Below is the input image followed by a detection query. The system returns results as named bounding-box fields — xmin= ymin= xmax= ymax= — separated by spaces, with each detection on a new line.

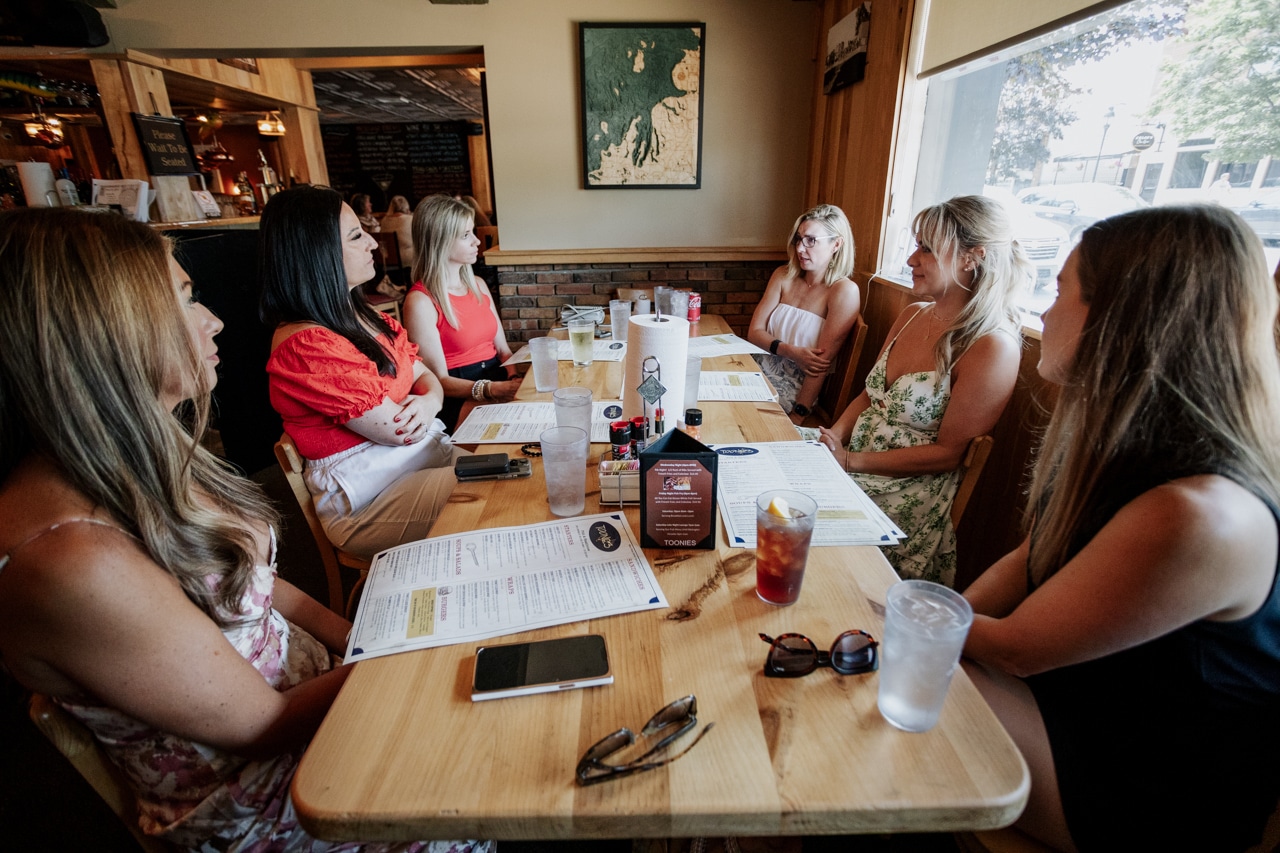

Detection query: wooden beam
xmin=292 ymin=54 xmax=484 ymax=71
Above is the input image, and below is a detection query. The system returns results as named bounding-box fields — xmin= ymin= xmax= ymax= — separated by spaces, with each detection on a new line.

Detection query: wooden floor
xmin=0 ymin=463 xmax=958 ymax=853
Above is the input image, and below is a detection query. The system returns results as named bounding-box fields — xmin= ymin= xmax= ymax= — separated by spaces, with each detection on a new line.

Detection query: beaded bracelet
xmin=471 ymin=379 xmax=490 ymax=402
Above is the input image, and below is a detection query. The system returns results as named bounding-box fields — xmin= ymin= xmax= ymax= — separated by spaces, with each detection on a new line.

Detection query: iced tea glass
xmin=754 ymin=490 xmax=818 ymax=606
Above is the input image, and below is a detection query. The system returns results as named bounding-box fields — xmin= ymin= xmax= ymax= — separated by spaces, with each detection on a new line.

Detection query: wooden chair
xmin=474 ymin=225 xmax=499 ymax=252
xmin=813 ymin=315 xmax=869 ymax=425
xmin=616 ymin=287 xmax=654 ymax=303
xmin=951 ymin=434 xmax=994 ymax=528
xmin=28 ymin=694 xmax=175 ymax=853
xmin=273 ymin=434 xmax=371 ymax=618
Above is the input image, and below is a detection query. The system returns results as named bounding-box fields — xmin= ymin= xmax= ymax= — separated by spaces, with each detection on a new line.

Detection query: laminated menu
xmin=345 ymin=513 xmax=667 ymax=663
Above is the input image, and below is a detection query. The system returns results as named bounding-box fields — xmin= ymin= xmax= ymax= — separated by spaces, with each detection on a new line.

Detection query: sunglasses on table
xmin=575 ymin=694 xmax=715 ymax=786
xmin=758 ymin=630 xmax=879 ymax=678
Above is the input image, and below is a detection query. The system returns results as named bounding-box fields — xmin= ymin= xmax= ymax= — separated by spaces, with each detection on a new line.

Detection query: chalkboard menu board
xmin=321 ymin=121 xmax=473 ymax=208
xmin=131 ymin=114 xmax=199 ymax=176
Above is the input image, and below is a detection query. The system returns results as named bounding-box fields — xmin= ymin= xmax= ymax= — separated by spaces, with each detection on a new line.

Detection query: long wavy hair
xmin=785 ymin=203 xmax=855 ymax=286
xmin=258 ymin=185 xmax=397 ymax=376
xmin=1027 ymin=204 xmax=1280 ymax=584
xmin=0 ymin=209 xmax=277 ymax=625
xmin=913 ymin=195 xmax=1028 ymax=378
xmin=410 ymin=194 xmax=481 ymax=329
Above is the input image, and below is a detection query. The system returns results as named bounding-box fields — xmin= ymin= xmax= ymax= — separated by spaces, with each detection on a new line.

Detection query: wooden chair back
xmin=273 ymin=434 xmax=371 ymax=617
xmin=29 ymin=694 xmax=175 ymax=853
xmin=375 ymin=232 xmax=402 ymax=269
xmin=475 ymin=225 xmax=499 ymax=252
xmin=951 ymin=434 xmax=994 ymax=528
xmin=814 ymin=315 xmax=869 ymax=425
xmin=616 ymin=287 xmax=654 ymax=303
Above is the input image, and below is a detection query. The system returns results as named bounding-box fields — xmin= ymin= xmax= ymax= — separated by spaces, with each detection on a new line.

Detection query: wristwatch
xmin=792 ymin=403 xmax=811 ymax=418
xmin=769 ymin=338 xmax=782 ymax=355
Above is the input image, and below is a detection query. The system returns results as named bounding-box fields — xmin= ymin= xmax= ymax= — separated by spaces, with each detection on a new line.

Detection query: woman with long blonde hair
xmin=819 ymin=195 xmax=1026 ymax=585
xmin=964 ymin=205 xmax=1280 ymax=850
xmin=403 ymin=194 xmax=519 ymax=432
xmin=0 ymin=208 xmax=489 ymax=852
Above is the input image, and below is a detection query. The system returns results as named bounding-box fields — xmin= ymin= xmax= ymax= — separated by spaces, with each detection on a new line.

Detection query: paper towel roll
xmin=18 ymin=162 xmax=59 ymax=208
xmin=623 ymin=314 xmax=689 ymax=429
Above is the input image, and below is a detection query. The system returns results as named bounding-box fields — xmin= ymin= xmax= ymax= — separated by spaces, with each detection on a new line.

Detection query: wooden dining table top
xmin=291 ymin=315 xmax=1029 ymax=842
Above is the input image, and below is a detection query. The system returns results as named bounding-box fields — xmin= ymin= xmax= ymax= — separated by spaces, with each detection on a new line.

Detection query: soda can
xmin=687 ymin=291 xmax=702 ymax=323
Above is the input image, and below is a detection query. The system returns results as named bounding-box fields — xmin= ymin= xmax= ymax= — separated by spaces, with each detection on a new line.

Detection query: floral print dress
xmin=847 ymin=310 xmax=959 ymax=586
xmin=46 ymin=525 xmax=491 ymax=853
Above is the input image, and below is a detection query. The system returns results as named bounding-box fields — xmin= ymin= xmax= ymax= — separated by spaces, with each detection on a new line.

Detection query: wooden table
xmin=292 ymin=316 xmax=1029 ymax=842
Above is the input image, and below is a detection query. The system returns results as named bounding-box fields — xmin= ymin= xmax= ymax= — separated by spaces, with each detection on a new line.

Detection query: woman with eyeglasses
xmin=0 ymin=208 xmax=491 ymax=852
xmin=961 ymin=206 xmax=1280 ymax=851
xmin=261 ymin=186 xmax=466 ymax=559
xmin=817 ymin=195 xmax=1025 ymax=587
xmin=747 ymin=204 xmax=861 ymax=424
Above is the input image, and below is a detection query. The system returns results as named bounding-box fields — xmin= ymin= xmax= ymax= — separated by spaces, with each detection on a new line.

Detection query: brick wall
xmin=493 ymin=260 xmax=778 ymax=343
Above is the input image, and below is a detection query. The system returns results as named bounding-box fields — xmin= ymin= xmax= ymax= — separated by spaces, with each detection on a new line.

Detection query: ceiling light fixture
xmin=257 ymin=112 xmax=286 ymax=136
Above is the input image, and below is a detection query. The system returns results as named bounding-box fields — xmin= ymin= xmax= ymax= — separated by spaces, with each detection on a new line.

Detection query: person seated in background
xmin=747 ymin=203 xmax=861 ymax=423
xmin=403 ymin=194 xmax=520 ymax=433
xmin=382 ymin=194 xmax=416 ymax=270
xmin=261 ymin=187 xmax=465 ymax=559
xmin=962 ymin=206 xmax=1280 ymax=851
xmin=818 ymin=195 xmax=1024 ymax=586
xmin=0 ymin=208 xmax=490 ymax=853
xmin=350 ymin=192 xmax=380 ymax=233
xmin=457 ymin=193 xmax=492 ymax=228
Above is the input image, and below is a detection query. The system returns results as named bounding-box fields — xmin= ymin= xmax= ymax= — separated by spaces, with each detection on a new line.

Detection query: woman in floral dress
xmin=0 ymin=209 xmax=490 ymax=853
xmin=818 ymin=196 xmax=1027 ymax=585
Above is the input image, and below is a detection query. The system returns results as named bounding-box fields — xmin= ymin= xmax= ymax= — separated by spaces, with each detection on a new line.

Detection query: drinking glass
xmin=669 ymin=290 xmax=689 ymax=323
xmin=553 ymin=386 xmax=593 ymax=438
xmin=877 ymin=580 xmax=974 ymax=733
xmin=754 ymin=490 xmax=818 ymax=606
xmin=540 ymin=426 xmax=588 ymax=516
xmin=609 ymin=299 xmax=631 ymax=343
xmin=683 ymin=355 xmax=702 ymax=413
xmin=567 ymin=318 xmax=595 ymax=366
xmin=528 ymin=336 xmax=560 ymax=393
xmin=653 ymin=285 xmax=673 ymax=317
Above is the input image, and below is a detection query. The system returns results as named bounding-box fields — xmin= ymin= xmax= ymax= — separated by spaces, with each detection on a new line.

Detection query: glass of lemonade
xmin=754 ymin=490 xmax=818 ymax=606
xmin=567 ymin=318 xmax=595 ymax=366
xmin=877 ymin=580 xmax=974 ymax=733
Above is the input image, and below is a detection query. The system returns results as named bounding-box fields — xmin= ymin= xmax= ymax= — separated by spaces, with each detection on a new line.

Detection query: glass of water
xmin=877 ymin=580 xmax=974 ymax=733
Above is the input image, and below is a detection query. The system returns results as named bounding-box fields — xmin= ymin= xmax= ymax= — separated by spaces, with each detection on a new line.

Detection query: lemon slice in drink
xmin=766 ymin=496 xmax=793 ymax=519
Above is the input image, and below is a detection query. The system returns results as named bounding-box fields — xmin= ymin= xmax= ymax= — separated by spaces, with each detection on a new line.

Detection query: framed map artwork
xmin=579 ymin=22 xmax=705 ymax=189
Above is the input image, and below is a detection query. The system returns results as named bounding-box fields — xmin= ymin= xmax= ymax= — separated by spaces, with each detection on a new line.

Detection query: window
xmin=883 ymin=0 xmax=1280 ymax=320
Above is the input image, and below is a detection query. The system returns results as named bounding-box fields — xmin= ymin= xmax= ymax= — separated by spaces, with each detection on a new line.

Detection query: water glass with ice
xmin=670 ymin=290 xmax=689 ymax=322
xmin=653 ymin=285 xmax=673 ymax=317
xmin=683 ymin=356 xmax=702 ymax=414
xmin=540 ymin=426 xmax=589 ymax=516
xmin=877 ymin=580 xmax=974 ymax=733
xmin=529 ymin=336 xmax=560 ymax=393
xmin=553 ymin=386 xmax=593 ymax=438
xmin=609 ymin=299 xmax=631 ymax=343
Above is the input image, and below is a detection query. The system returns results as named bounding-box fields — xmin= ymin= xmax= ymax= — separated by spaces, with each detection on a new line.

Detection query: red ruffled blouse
xmin=266 ymin=318 xmax=419 ymax=460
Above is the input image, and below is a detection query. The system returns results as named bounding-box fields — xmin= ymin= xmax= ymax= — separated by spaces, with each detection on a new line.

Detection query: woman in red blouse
xmin=261 ymin=186 xmax=466 ymax=558
xmin=403 ymin=194 xmax=520 ymax=432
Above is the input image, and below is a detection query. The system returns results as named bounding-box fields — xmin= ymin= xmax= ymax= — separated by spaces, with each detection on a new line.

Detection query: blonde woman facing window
xmin=818 ymin=195 xmax=1025 ymax=586
xmin=403 ymin=194 xmax=519 ymax=433
xmin=747 ymin=203 xmax=861 ymax=424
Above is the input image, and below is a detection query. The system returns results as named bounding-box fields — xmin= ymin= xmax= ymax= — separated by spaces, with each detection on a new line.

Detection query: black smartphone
xmin=471 ymin=634 xmax=612 ymax=701
xmin=454 ymin=453 xmax=532 ymax=481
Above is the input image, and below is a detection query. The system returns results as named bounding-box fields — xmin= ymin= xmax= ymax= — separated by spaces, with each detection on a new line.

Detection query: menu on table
xmin=686 ymin=333 xmax=768 ymax=358
xmin=452 ymin=401 xmax=625 ymax=443
xmin=697 ymin=371 xmax=776 ymax=402
xmin=710 ymin=441 xmax=904 ymax=548
xmin=345 ymin=513 xmax=667 ymax=663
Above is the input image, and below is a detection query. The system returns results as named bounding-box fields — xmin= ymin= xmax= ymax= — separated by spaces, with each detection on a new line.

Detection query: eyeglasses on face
xmin=758 ymin=630 xmax=878 ymax=678
xmin=575 ymin=694 xmax=715 ymax=786
xmin=794 ymin=234 xmax=838 ymax=249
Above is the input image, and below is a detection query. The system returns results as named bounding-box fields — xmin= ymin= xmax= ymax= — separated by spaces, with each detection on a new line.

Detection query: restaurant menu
xmin=710 ymin=441 xmax=904 ymax=548
xmin=686 ymin=333 xmax=768 ymax=358
xmin=345 ymin=513 xmax=668 ymax=663
xmin=452 ymin=401 xmax=622 ymax=443
xmin=697 ymin=371 xmax=777 ymax=402
xmin=505 ymin=339 xmax=628 ymax=364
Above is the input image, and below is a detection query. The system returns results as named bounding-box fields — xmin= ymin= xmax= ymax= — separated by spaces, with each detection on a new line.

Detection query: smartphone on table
xmin=470 ymin=634 xmax=612 ymax=701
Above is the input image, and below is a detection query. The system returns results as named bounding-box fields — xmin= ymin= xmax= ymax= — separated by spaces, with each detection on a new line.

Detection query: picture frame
xmin=579 ymin=22 xmax=705 ymax=189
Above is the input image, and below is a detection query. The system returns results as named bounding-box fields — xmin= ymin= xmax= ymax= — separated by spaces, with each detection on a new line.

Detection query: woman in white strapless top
xmin=747 ymin=204 xmax=862 ymax=423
